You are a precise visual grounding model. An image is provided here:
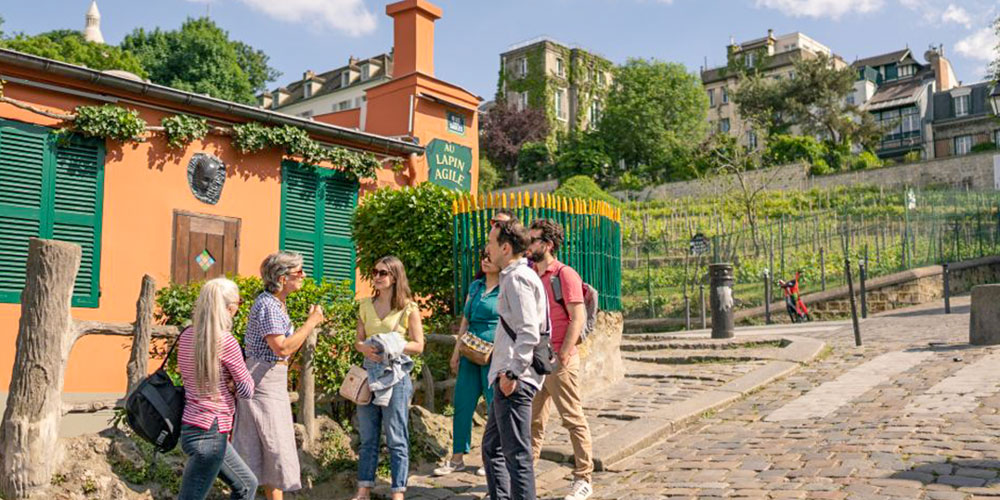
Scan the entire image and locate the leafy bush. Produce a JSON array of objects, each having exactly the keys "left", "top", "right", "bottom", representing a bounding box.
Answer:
[
  {"left": 477, "top": 156, "right": 501, "bottom": 197},
  {"left": 516, "top": 141, "right": 554, "bottom": 183},
  {"left": 553, "top": 175, "right": 621, "bottom": 206},
  {"left": 765, "top": 134, "right": 825, "bottom": 166},
  {"left": 352, "top": 183, "right": 455, "bottom": 317},
  {"left": 972, "top": 142, "right": 999, "bottom": 153},
  {"left": 902, "top": 150, "right": 922, "bottom": 164},
  {"left": 850, "top": 151, "right": 882, "bottom": 171},
  {"left": 155, "top": 275, "right": 360, "bottom": 394},
  {"left": 808, "top": 159, "right": 833, "bottom": 175}
]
